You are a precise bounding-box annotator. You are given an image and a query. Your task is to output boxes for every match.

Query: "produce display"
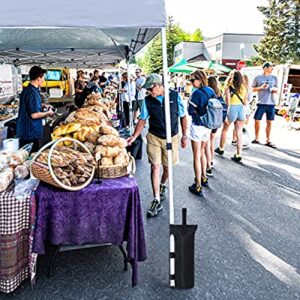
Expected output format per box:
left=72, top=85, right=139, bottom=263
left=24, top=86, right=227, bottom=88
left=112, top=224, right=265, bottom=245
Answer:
left=0, top=148, right=30, bottom=192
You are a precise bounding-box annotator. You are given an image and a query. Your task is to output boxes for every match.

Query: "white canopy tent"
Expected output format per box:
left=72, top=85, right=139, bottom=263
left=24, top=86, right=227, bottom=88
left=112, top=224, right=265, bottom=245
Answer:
left=0, top=0, right=178, bottom=287
left=0, top=0, right=165, bottom=67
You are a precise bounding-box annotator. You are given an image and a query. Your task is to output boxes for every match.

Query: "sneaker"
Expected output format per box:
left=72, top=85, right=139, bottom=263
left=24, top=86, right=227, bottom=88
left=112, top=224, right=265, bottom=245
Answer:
left=215, top=147, right=224, bottom=156
left=201, top=176, right=209, bottom=187
left=211, top=161, right=214, bottom=169
left=188, top=183, right=203, bottom=197
left=147, top=199, right=163, bottom=217
left=160, top=184, right=167, bottom=201
left=206, top=168, right=213, bottom=177
left=231, top=140, right=237, bottom=146
left=242, top=128, right=247, bottom=133
left=231, top=154, right=242, bottom=163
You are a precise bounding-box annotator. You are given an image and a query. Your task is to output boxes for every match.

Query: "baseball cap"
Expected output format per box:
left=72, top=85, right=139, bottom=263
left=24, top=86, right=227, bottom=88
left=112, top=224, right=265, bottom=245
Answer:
left=143, top=74, right=162, bottom=90
left=263, top=62, right=273, bottom=69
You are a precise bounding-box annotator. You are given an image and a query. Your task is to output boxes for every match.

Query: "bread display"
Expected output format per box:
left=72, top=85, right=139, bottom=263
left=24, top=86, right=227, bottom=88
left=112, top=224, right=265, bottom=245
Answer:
left=35, top=143, right=96, bottom=188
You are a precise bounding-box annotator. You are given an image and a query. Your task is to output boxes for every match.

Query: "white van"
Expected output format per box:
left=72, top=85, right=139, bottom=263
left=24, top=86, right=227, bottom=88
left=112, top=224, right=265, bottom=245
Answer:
left=0, top=64, right=22, bottom=104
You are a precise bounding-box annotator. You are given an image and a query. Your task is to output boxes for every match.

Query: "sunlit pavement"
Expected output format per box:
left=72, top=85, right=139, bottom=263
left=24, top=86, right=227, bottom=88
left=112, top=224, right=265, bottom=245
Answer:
left=9, top=115, right=300, bottom=300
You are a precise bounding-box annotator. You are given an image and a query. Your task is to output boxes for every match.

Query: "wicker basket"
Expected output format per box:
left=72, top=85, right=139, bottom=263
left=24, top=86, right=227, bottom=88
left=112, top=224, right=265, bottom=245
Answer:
left=95, top=154, right=136, bottom=179
left=30, top=137, right=95, bottom=191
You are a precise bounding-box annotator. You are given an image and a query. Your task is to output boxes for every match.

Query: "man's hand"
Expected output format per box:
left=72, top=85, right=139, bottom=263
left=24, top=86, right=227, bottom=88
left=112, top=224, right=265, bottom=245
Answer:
left=270, top=87, right=278, bottom=94
left=127, top=135, right=137, bottom=146
left=181, top=135, right=188, bottom=149
left=47, top=110, right=55, bottom=117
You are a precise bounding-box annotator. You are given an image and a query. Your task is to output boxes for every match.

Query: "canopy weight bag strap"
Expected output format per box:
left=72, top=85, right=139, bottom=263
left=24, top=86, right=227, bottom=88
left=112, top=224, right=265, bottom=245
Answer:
left=170, top=208, right=197, bottom=289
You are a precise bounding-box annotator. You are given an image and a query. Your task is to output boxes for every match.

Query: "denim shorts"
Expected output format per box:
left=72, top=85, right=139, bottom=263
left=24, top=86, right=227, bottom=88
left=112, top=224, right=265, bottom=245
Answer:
left=254, top=104, right=275, bottom=121
left=227, top=105, right=246, bottom=122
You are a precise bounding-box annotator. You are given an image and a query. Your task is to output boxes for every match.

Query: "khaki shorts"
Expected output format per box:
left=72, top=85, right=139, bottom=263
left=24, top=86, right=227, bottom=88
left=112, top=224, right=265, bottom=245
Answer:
left=146, top=132, right=179, bottom=166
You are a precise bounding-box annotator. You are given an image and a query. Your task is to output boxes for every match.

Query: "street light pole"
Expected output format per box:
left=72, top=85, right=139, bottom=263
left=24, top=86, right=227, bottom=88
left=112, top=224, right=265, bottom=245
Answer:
left=240, top=43, right=245, bottom=60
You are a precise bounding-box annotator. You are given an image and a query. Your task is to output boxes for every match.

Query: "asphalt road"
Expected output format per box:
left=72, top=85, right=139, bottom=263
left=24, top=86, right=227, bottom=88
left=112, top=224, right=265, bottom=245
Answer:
left=5, top=116, right=300, bottom=300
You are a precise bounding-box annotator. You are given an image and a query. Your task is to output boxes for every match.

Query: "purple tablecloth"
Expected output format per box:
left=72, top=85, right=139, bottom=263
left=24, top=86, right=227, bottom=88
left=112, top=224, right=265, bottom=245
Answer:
left=32, top=177, right=146, bottom=286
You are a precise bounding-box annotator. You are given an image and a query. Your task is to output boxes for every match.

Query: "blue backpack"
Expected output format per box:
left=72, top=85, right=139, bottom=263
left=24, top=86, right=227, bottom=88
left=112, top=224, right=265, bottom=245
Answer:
left=189, top=88, right=223, bottom=130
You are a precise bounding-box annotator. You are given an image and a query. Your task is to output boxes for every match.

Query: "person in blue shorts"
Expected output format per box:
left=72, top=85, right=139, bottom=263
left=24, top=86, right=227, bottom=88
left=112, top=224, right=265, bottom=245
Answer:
left=252, top=62, right=278, bottom=148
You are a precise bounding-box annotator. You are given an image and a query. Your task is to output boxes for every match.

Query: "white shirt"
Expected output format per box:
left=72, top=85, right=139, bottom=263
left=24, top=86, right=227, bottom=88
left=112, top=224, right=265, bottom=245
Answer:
left=121, top=81, right=136, bottom=102
left=136, top=76, right=146, bottom=100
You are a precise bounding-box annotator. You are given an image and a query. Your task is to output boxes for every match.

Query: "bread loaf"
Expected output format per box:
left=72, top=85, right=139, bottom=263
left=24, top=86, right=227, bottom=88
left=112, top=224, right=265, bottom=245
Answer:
left=99, top=125, right=119, bottom=136
left=95, top=145, right=121, bottom=157
left=114, top=152, right=129, bottom=166
left=0, top=168, right=14, bottom=192
left=101, top=157, right=114, bottom=166
left=118, top=138, right=127, bottom=148
left=98, top=135, right=120, bottom=147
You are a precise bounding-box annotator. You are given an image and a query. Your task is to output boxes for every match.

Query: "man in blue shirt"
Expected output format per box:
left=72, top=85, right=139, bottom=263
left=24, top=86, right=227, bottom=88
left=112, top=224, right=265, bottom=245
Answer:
left=127, top=74, right=187, bottom=218
left=17, top=66, right=54, bottom=152
left=252, top=62, right=278, bottom=148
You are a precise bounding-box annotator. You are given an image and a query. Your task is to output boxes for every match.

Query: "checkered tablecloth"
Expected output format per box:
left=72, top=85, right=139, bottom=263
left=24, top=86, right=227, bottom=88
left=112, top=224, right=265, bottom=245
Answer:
left=0, top=187, right=34, bottom=294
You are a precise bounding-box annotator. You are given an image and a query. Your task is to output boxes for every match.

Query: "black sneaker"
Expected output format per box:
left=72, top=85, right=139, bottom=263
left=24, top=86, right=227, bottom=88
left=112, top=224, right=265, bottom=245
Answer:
left=215, top=147, right=224, bottom=156
left=188, top=183, right=203, bottom=197
left=147, top=199, right=163, bottom=217
left=201, top=176, right=209, bottom=187
left=242, top=127, right=247, bottom=133
left=231, top=140, right=237, bottom=146
left=160, top=184, right=167, bottom=201
left=231, top=154, right=242, bottom=163
left=211, top=161, right=214, bottom=169
left=206, top=168, right=213, bottom=177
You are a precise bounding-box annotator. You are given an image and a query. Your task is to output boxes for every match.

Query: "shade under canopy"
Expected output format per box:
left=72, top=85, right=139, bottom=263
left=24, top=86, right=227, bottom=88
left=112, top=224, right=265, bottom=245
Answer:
left=0, top=0, right=166, bottom=67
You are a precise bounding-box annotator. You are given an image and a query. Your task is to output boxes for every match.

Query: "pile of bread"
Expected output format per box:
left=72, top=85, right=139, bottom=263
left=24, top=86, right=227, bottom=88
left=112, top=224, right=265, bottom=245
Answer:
left=51, top=94, right=115, bottom=144
left=95, top=124, right=129, bottom=167
left=0, top=148, right=30, bottom=192
left=36, top=145, right=95, bottom=187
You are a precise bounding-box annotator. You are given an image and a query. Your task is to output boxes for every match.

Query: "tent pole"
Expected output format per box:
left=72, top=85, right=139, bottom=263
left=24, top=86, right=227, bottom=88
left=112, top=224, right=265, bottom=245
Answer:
left=127, top=60, right=133, bottom=134
left=161, top=26, right=175, bottom=288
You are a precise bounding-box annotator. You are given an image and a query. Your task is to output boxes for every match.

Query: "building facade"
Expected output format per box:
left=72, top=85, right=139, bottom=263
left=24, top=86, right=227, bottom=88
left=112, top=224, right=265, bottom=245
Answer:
left=173, top=33, right=263, bottom=68
left=174, top=42, right=211, bottom=63
left=204, top=33, right=264, bottom=68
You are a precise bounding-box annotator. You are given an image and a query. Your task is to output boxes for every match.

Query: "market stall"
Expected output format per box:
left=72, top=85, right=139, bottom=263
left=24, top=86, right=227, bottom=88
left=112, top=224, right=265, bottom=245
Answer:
left=0, top=0, right=167, bottom=293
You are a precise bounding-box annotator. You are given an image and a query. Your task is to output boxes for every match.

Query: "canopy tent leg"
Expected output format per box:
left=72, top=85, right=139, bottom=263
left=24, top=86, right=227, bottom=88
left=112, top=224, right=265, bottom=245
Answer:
left=161, top=26, right=175, bottom=287
left=127, top=60, right=134, bottom=134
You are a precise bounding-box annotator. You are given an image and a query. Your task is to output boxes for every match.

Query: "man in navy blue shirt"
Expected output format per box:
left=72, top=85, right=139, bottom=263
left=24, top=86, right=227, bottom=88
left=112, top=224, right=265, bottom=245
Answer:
left=17, top=66, right=54, bottom=152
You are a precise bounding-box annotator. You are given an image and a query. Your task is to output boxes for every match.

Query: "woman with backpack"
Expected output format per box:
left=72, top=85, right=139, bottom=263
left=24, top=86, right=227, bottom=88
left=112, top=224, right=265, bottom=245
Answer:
left=206, top=76, right=227, bottom=175
left=188, top=70, right=216, bottom=196
left=215, top=70, right=247, bottom=163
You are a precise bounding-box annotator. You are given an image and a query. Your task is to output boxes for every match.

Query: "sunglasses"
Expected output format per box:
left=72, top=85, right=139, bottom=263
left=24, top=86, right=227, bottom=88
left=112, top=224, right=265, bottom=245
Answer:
left=190, top=78, right=199, bottom=83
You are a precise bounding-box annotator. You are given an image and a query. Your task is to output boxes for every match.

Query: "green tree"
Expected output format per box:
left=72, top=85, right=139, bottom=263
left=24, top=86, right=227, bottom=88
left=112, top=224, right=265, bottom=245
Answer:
left=138, top=16, right=204, bottom=74
left=255, top=0, right=300, bottom=64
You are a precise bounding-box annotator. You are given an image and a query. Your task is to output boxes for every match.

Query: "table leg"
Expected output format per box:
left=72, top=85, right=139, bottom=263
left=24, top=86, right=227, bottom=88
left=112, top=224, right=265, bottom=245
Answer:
left=47, top=244, right=61, bottom=278
left=118, top=245, right=128, bottom=271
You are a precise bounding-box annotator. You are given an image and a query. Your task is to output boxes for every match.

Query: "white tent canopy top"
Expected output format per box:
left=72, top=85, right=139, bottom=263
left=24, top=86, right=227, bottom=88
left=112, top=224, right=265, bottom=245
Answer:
left=0, top=0, right=166, bottom=67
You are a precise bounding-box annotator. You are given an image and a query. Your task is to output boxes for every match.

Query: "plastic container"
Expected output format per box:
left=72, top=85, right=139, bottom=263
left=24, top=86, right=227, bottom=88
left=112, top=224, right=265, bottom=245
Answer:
left=3, top=138, right=19, bottom=152
left=0, top=127, right=8, bottom=149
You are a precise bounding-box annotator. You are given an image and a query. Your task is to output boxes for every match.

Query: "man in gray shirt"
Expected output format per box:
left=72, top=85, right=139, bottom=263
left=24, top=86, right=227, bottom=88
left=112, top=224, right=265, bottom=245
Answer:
left=252, top=62, right=278, bottom=148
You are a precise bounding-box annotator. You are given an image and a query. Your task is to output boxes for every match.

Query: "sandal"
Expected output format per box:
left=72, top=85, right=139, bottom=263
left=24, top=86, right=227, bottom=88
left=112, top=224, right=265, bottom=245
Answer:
left=252, top=140, right=260, bottom=144
left=265, top=142, right=276, bottom=148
